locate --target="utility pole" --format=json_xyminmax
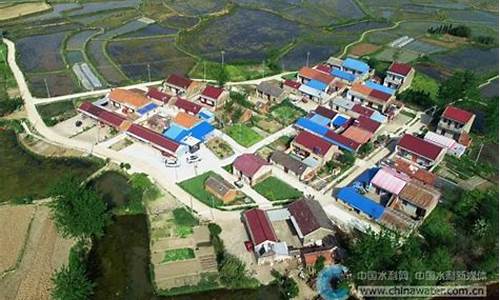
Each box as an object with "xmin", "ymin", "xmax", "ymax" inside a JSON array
[
  {"xmin": 475, "ymin": 143, "xmax": 484, "ymax": 163},
  {"xmin": 147, "ymin": 63, "xmax": 151, "ymax": 82},
  {"xmin": 306, "ymin": 51, "xmax": 310, "ymax": 67},
  {"xmin": 203, "ymin": 60, "xmax": 206, "ymax": 81},
  {"xmin": 221, "ymin": 50, "xmax": 225, "ymax": 67},
  {"xmin": 43, "ymin": 78, "xmax": 50, "ymax": 98}
]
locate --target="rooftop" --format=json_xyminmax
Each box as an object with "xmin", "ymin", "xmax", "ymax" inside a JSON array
[
  {"xmin": 233, "ymin": 153, "xmax": 270, "ymax": 178},
  {"xmin": 173, "ymin": 112, "xmax": 201, "ymax": 129},
  {"xmin": 354, "ymin": 116, "xmax": 381, "ymax": 133},
  {"xmin": 442, "ymin": 105, "xmax": 474, "ymax": 124},
  {"xmin": 388, "ymin": 62, "xmax": 413, "ymax": 76},
  {"xmin": 342, "ymin": 58, "xmax": 369, "ymax": 73},
  {"xmin": 205, "ymin": 176, "xmax": 235, "ymax": 197},
  {"xmin": 201, "ymin": 85, "xmax": 225, "ymax": 100},
  {"xmin": 370, "ymin": 167, "xmax": 408, "ymax": 195},
  {"xmin": 288, "ymin": 198, "xmax": 334, "ymax": 236},
  {"xmin": 109, "ymin": 88, "xmax": 151, "ymax": 109},
  {"xmin": 398, "ymin": 181, "xmax": 440, "ymax": 210},
  {"xmin": 299, "ymin": 67, "xmax": 334, "ymax": 84},
  {"xmin": 257, "ymin": 81, "xmax": 284, "ymax": 98},
  {"xmin": 243, "ymin": 208, "xmax": 278, "ymax": 246},
  {"xmin": 398, "ymin": 134, "xmax": 444, "ymax": 161},
  {"xmin": 331, "ymin": 69, "xmax": 356, "ymax": 82},
  {"xmin": 294, "ymin": 130, "xmax": 333, "ymax": 156},
  {"xmin": 283, "ymin": 79, "xmax": 301, "ymax": 89},
  {"xmin": 165, "ymin": 74, "xmax": 193, "ymax": 89},
  {"xmin": 365, "ymin": 80, "xmax": 396, "ymax": 95},
  {"xmin": 146, "ymin": 87, "xmax": 171, "ymax": 103},
  {"xmin": 315, "ymin": 106, "xmax": 337, "ymax": 119},
  {"xmin": 127, "ymin": 124, "xmax": 180, "ymax": 154},
  {"xmin": 78, "ymin": 102, "xmax": 126, "ymax": 128},
  {"xmin": 337, "ymin": 187, "xmax": 385, "ymax": 219},
  {"xmin": 393, "ymin": 158, "xmax": 437, "ymax": 186},
  {"xmin": 174, "ymin": 98, "xmax": 203, "ymax": 115},
  {"xmin": 270, "ymin": 150, "xmax": 308, "ymax": 176},
  {"xmin": 341, "ymin": 126, "xmax": 373, "ymax": 144}
]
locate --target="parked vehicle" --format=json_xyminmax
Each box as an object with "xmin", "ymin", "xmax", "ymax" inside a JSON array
[
  {"xmin": 186, "ymin": 155, "xmax": 201, "ymax": 164},
  {"xmin": 234, "ymin": 180, "xmax": 244, "ymax": 188},
  {"xmin": 164, "ymin": 157, "xmax": 179, "ymax": 168}
]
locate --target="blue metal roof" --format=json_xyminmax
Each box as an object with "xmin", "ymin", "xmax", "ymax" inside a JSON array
[
  {"xmin": 332, "ymin": 115, "xmax": 349, "ymax": 127},
  {"xmin": 309, "ymin": 114, "xmax": 331, "ymax": 127},
  {"xmin": 365, "ymin": 81, "xmax": 396, "ymax": 95},
  {"xmin": 353, "ymin": 167, "xmax": 380, "ymax": 186},
  {"xmin": 331, "ymin": 69, "xmax": 356, "ymax": 82},
  {"xmin": 163, "ymin": 124, "xmax": 189, "ymax": 142},
  {"xmin": 342, "ymin": 58, "xmax": 369, "ymax": 74},
  {"xmin": 190, "ymin": 121, "xmax": 214, "ymax": 141},
  {"xmin": 295, "ymin": 117, "xmax": 329, "ymax": 136},
  {"xmin": 198, "ymin": 110, "xmax": 214, "ymax": 121},
  {"xmin": 306, "ymin": 79, "xmax": 328, "ymax": 91},
  {"xmin": 336, "ymin": 187, "xmax": 385, "ymax": 219},
  {"xmin": 137, "ymin": 102, "xmax": 158, "ymax": 115}
]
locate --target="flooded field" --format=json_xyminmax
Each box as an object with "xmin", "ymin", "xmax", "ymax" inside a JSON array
[
  {"xmin": 16, "ymin": 32, "xmax": 69, "ymax": 72},
  {"xmin": 27, "ymin": 71, "xmax": 80, "ymax": 97},
  {"xmin": 164, "ymin": 0, "xmax": 226, "ymax": 16},
  {"xmin": 431, "ymin": 47, "xmax": 499, "ymax": 74},
  {"xmin": 124, "ymin": 24, "xmax": 178, "ymax": 38},
  {"xmin": 87, "ymin": 39, "xmax": 127, "ymax": 84},
  {"xmin": 162, "ymin": 15, "xmax": 199, "ymax": 29},
  {"xmin": 107, "ymin": 37, "xmax": 196, "ymax": 81},
  {"xmin": 65, "ymin": 0, "xmax": 140, "ymax": 17},
  {"xmin": 280, "ymin": 43, "xmax": 339, "ymax": 70},
  {"xmin": 180, "ymin": 8, "xmax": 301, "ymax": 63},
  {"xmin": 66, "ymin": 30, "xmax": 99, "ymax": 50}
]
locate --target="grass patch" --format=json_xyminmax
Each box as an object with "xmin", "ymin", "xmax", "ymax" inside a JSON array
[
  {"xmin": 37, "ymin": 100, "xmax": 76, "ymax": 126},
  {"xmin": 400, "ymin": 110, "xmax": 417, "ymax": 119},
  {"xmin": 190, "ymin": 60, "xmax": 276, "ymax": 82},
  {"xmin": 222, "ymin": 164, "xmax": 233, "ymax": 173},
  {"xmin": 173, "ymin": 207, "xmax": 199, "ymax": 227},
  {"xmin": 162, "ymin": 248, "xmax": 195, "ymax": 262},
  {"xmin": 270, "ymin": 100, "xmax": 306, "ymax": 125},
  {"xmin": 0, "ymin": 43, "xmax": 18, "ymax": 100},
  {"xmin": 178, "ymin": 171, "xmax": 224, "ymax": 207},
  {"xmin": 254, "ymin": 176, "xmax": 303, "ymax": 201},
  {"xmin": 225, "ymin": 124, "xmax": 262, "ymax": 147},
  {"xmin": 410, "ymin": 73, "xmax": 440, "ymax": 100}
]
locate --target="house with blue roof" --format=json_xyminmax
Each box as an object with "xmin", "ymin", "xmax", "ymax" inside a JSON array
[
  {"xmin": 306, "ymin": 79, "xmax": 329, "ymax": 92},
  {"xmin": 331, "ymin": 69, "xmax": 356, "ymax": 83},
  {"xmin": 342, "ymin": 58, "xmax": 370, "ymax": 77},
  {"xmin": 336, "ymin": 187, "xmax": 385, "ymax": 220},
  {"xmin": 295, "ymin": 117, "xmax": 329, "ymax": 136},
  {"xmin": 365, "ymin": 81, "xmax": 396, "ymax": 95},
  {"xmin": 163, "ymin": 124, "xmax": 189, "ymax": 142},
  {"xmin": 298, "ymin": 84, "xmax": 329, "ymax": 104}
]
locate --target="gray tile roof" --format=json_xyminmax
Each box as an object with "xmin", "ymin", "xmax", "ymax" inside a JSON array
[{"xmin": 257, "ymin": 81, "xmax": 284, "ymax": 98}]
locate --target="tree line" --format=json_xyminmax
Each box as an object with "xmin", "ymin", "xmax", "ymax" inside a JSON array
[{"xmin": 427, "ymin": 24, "xmax": 471, "ymax": 38}]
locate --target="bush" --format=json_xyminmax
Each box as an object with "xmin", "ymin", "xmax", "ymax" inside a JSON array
[
  {"xmin": 0, "ymin": 98, "xmax": 22, "ymax": 116},
  {"xmin": 172, "ymin": 207, "xmax": 199, "ymax": 227},
  {"xmin": 11, "ymin": 195, "xmax": 34, "ymax": 205}
]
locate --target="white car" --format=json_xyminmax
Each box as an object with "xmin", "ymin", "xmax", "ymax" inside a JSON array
[
  {"xmin": 186, "ymin": 155, "xmax": 201, "ymax": 164},
  {"xmin": 164, "ymin": 158, "xmax": 179, "ymax": 168}
]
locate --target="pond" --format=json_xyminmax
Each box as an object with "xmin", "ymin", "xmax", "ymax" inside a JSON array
[
  {"xmin": 16, "ymin": 31, "xmax": 69, "ymax": 73},
  {"xmin": 90, "ymin": 171, "xmax": 133, "ymax": 209},
  {"xmin": 88, "ymin": 214, "xmax": 280, "ymax": 300},
  {"xmin": 0, "ymin": 129, "xmax": 101, "ymax": 202}
]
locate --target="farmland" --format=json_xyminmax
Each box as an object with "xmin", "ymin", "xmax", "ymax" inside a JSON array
[
  {"xmin": 0, "ymin": 2, "xmax": 51, "ymax": 21},
  {"xmin": 16, "ymin": 32, "xmax": 69, "ymax": 73}
]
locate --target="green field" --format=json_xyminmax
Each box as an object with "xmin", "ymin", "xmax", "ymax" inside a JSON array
[
  {"xmin": 0, "ymin": 43, "xmax": 17, "ymax": 99},
  {"xmin": 270, "ymin": 100, "xmax": 306, "ymax": 125},
  {"xmin": 178, "ymin": 171, "xmax": 225, "ymax": 208},
  {"xmin": 0, "ymin": 130, "xmax": 102, "ymax": 202},
  {"xmin": 37, "ymin": 100, "xmax": 76, "ymax": 126},
  {"xmin": 162, "ymin": 248, "xmax": 195, "ymax": 262},
  {"xmin": 254, "ymin": 176, "xmax": 303, "ymax": 201},
  {"xmin": 225, "ymin": 124, "xmax": 262, "ymax": 147},
  {"xmin": 172, "ymin": 207, "xmax": 199, "ymax": 237}
]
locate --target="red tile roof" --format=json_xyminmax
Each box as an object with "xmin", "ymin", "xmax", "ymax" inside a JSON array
[
  {"xmin": 294, "ymin": 131, "xmax": 333, "ymax": 156},
  {"xmin": 314, "ymin": 106, "xmax": 337, "ymax": 119},
  {"xmin": 325, "ymin": 130, "xmax": 361, "ymax": 151},
  {"xmin": 174, "ymin": 98, "xmax": 202, "ymax": 115},
  {"xmin": 127, "ymin": 124, "xmax": 180, "ymax": 154},
  {"xmin": 233, "ymin": 154, "xmax": 270, "ymax": 178},
  {"xmin": 243, "ymin": 208, "xmax": 277, "ymax": 246},
  {"xmin": 299, "ymin": 67, "xmax": 334, "ymax": 84},
  {"xmin": 442, "ymin": 106, "xmax": 474, "ymax": 124},
  {"xmin": 398, "ymin": 134, "xmax": 444, "ymax": 161},
  {"xmin": 315, "ymin": 64, "xmax": 331, "ymax": 74},
  {"xmin": 352, "ymin": 103, "xmax": 374, "ymax": 117},
  {"xmin": 201, "ymin": 85, "xmax": 224, "ymax": 100},
  {"xmin": 165, "ymin": 74, "xmax": 193, "ymax": 89},
  {"xmin": 369, "ymin": 89, "xmax": 392, "ymax": 102},
  {"xmin": 146, "ymin": 87, "xmax": 171, "ymax": 103},
  {"xmin": 393, "ymin": 158, "xmax": 437, "ymax": 185},
  {"xmin": 283, "ymin": 79, "xmax": 301, "ymax": 90},
  {"xmin": 388, "ymin": 62, "xmax": 413, "ymax": 76},
  {"xmin": 78, "ymin": 102, "xmax": 126, "ymax": 128},
  {"xmin": 355, "ymin": 116, "xmax": 381, "ymax": 133}
]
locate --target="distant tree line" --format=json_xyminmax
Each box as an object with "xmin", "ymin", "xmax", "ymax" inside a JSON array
[{"xmin": 427, "ymin": 24, "xmax": 471, "ymax": 38}]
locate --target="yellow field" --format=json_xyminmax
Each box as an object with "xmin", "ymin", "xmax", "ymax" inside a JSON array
[{"xmin": 0, "ymin": 2, "xmax": 51, "ymax": 21}]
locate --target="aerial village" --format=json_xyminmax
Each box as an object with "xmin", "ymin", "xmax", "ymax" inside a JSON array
[{"xmin": 72, "ymin": 55, "xmax": 477, "ymax": 291}]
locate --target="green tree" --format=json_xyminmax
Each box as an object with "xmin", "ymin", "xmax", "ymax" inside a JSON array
[
  {"xmin": 215, "ymin": 66, "xmax": 228, "ymax": 86},
  {"xmin": 51, "ymin": 242, "xmax": 94, "ymax": 300},
  {"xmin": 437, "ymin": 71, "xmax": 480, "ymax": 107},
  {"xmin": 398, "ymin": 90, "xmax": 434, "ymax": 109},
  {"xmin": 271, "ymin": 269, "xmax": 299, "ymax": 299},
  {"xmin": 219, "ymin": 254, "xmax": 249, "ymax": 287},
  {"xmin": 49, "ymin": 176, "xmax": 110, "ymax": 239},
  {"xmin": 314, "ymin": 255, "xmax": 326, "ymax": 273}
]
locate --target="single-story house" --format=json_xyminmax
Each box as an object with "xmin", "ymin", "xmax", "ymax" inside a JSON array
[
  {"xmin": 291, "ymin": 131, "xmax": 337, "ymax": 165},
  {"xmin": 199, "ymin": 85, "xmax": 227, "ymax": 110},
  {"xmin": 146, "ymin": 87, "xmax": 172, "ymax": 104},
  {"xmin": 78, "ymin": 102, "xmax": 127, "ymax": 130},
  {"xmin": 394, "ymin": 181, "xmax": 440, "ymax": 219},
  {"xmin": 173, "ymin": 97, "xmax": 203, "ymax": 115},
  {"xmin": 336, "ymin": 187, "xmax": 385, "ymax": 220},
  {"xmin": 108, "ymin": 88, "xmax": 152, "ymax": 114},
  {"xmin": 282, "ymin": 79, "xmax": 302, "ymax": 95},
  {"xmin": 314, "ymin": 106, "xmax": 337, "ymax": 120},
  {"xmin": 242, "ymin": 208, "xmax": 289, "ymax": 265},
  {"xmin": 396, "ymin": 134, "xmax": 446, "ymax": 170},
  {"xmin": 326, "ymin": 57, "xmax": 343, "ymax": 70},
  {"xmin": 424, "ymin": 131, "xmax": 466, "ymax": 157},
  {"xmin": 256, "ymin": 81, "xmax": 286, "ymax": 103},
  {"xmin": 164, "ymin": 74, "xmax": 194, "ymax": 95},
  {"xmin": 204, "ymin": 176, "xmax": 238, "ymax": 204},
  {"xmin": 301, "ymin": 246, "xmax": 335, "ymax": 267},
  {"xmin": 269, "ymin": 150, "xmax": 314, "ymax": 181},
  {"xmin": 392, "ymin": 158, "xmax": 437, "ymax": 186},
  {"xmin": 341, "ymin": 126, "xmax": 373, "ymax": 145},
  {"xmin": 127, "ymin": 124, "xmax": 183, "ymax": 157},
  {"xmin": 341, "ymin": 58, "xmax": 370, "ymax": 78},
  {"xmin": 298, "ymin": 67, "xmax": 334, "ymax": 86},
  {"xmin": 288, "ymin": 198, "xmax": 335, "ymax": 247},
  {"xmin": 233, "ymin": 154, "xmax": 272, "ymax": 186}
]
